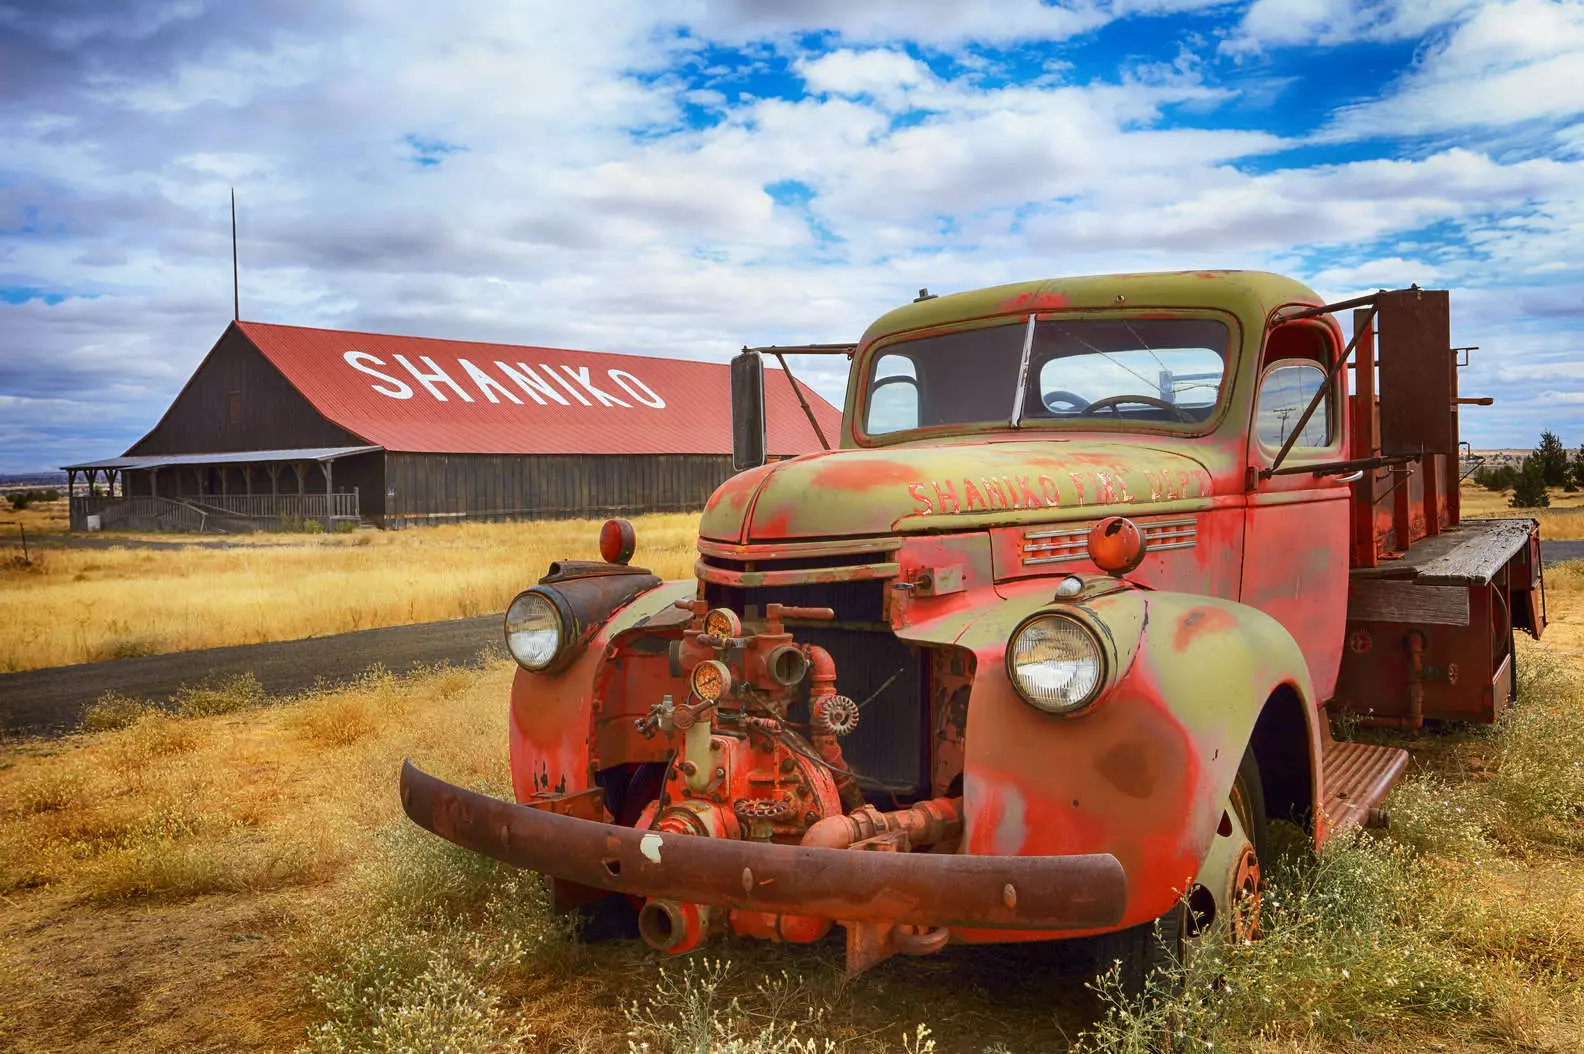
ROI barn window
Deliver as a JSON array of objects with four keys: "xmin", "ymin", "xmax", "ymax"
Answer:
[{"xmin": 227, "ymin": 391, "xmax": 243, "ymax": 425}]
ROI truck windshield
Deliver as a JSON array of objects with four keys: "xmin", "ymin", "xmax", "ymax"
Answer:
[{"xmin": 864, "ymin": 317, "xmax": 1231, "ymax": 436}]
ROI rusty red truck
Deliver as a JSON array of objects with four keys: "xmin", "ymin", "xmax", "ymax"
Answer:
[{"xmin": 401, "ymin": 270, "xmax": 1545, "ymax": 983}]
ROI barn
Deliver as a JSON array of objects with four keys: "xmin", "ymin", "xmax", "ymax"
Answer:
[{"xmin": 65, "ymin": 321, "xmax": 842, "ymax": 531}]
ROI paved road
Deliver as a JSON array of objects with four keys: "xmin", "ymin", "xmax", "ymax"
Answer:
[
  {"xmin": 0, "ymin": 615, "xmax": 501, "ymax": 736},
  {"xmin": 1543, "ymin": 540, "xmax": 1584, "ymax": 565}
]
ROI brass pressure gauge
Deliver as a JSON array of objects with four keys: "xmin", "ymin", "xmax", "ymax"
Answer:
[
  {"xmin": 702, "ymin": 608, "xmax": 742, "ymax": 640},
  {"xmin": 690, "ymin": 659, "xmax": 732, "ymax": 702}
]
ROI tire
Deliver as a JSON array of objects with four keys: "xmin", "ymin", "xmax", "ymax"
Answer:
[{"xmin": 1091, "ymin": 745, "xmax": 1267, "ymax": 997}]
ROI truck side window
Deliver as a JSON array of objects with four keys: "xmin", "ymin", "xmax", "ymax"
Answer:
[
  {"xmin": 867, "ymin": 354, "xmax": 919, "ymax": 434},
  {"xmin": 1256, "ymin": 362, "xmax": 1331, "ymax": 449}
]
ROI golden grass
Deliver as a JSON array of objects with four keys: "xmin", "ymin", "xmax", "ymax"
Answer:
[
  {"xmin": 0, "ymin": 513, "xmax": 700, "ymax": 671},
  {"xmin": 0, "ymin": 661, "xmax": 517, "ymax": 1052},
  {"xmin": 0, "ymin": 626, "xmax": 1580, "ymax": 1051},
  {"xmin": 2, "ymin": 496, "xmax": 70, "ymax": 536}
]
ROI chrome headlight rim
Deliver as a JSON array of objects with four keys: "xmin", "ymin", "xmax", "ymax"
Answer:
[
  {"xmin": 1005, "ymin": 610, "xmax": 1111, "ymax": 717},
  {"xmin": 504, "ymin": 586, "xmax": 575, "ymax": 673}
]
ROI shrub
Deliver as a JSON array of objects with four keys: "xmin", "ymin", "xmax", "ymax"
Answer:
[
  {"xmin": 173, "ymin": 672, "xmax": 267, "ymax": 716},
  {"xmin": 1476, "ymin": 464, "xmax": 1518, "ymax": 492},
  {"xmin": 80, "ymin": 690, "xmax": 159, "ymax": 732},
  {"xmin": 1383, "ymin": 775, "xmax": 1494, "ymax": 859},
  {"xmin": 296, "ymin": 821, "xmax": 572, "ymax": 1053},
  {"xmin": 1077, "ymin": 833, "xmax": 1489, "ymax": 1051},
  {"xmin": 1511, "ymin": 460, "xmax": 1550, "ymax": 508},
  {"xmin": 6, "ymin": 489, "xmax": 60, "ymax": 511},
  {"xmin": 1491, "ymin": 646, "xmax": 1584, "ymax": 844}
]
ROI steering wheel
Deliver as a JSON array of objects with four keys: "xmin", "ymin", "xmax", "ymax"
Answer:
[
  {"xmin": 1041, "ymin": 389, "xmax": 1090, "ymax": 413},
  {"xmin": 1084, "ymin": 393, "xmax": 1194, "ymax": 424}
]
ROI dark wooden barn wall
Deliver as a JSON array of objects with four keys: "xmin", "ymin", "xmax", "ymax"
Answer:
[
  {"xmin": 384, "ymin": 453, "xmax": 733, "ymax": 525},
  {"xmin": 129, "ymin": 326, "xmax": 369, "ymax": 455}
]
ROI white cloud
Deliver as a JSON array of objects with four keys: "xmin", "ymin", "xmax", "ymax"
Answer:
[
  {"xmin": 1224, "ymin": 0, "xmax": 1477, "ymax": 54},
  {"xmin": 3, "ymin": 0, "xmax": 1584, "ymax": 468},
  {"xmin": 795, "ymin": 48, "xmax": 933, "ymax": 109},
  {"xmin": 1324, "ymin": 0, "xmax": 1584, "ymax": 138}
]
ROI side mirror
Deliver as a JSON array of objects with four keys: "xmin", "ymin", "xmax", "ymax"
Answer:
[{"xmin": 730, "ymin": 350, "xmax": 766, "ymax": 471}]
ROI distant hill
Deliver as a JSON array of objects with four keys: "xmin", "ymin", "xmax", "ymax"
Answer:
[{"xmin": 0, "ymin": 472, "xmax": 69, "ymax": 490}]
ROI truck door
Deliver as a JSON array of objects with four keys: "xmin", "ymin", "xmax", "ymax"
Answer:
[{"xmin": 1241, "ymin": 321, "xmax": 1352, "ymax": 701}]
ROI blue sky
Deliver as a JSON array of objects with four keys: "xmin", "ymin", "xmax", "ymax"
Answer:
[{"xmin": 2, "ymin": 0, "xmax": 1582, "ymax": 472}]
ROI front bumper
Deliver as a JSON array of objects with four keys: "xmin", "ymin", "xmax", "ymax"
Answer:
[{"xmin": 400, "ymin": 759, "xmax": 1128, "ymax": 931}]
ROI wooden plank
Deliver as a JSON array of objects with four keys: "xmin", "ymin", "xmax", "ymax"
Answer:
[
  {"xmin": 1348, "ymin": 580, "xmax": 1469, "ymax": 626},
  {"xmin": 1416, "ymin": 518, "xmax": 1536, "ymax": 584}
]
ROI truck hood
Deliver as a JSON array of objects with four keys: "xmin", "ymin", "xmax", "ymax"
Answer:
[{"xmin": 700, "ymin": 439, "xmax": 1216, "ymax": 543}]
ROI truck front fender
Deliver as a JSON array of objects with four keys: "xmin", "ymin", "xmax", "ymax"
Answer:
[
  {"xmin": 508, "ymin": 579, "xmax": 695, "ymax": 802},
  {"xmin": 950, "ymin": 580, "xmax": 1321, "ymax": 933}
]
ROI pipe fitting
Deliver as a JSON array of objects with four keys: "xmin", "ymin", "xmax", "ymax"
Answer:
[
  {"xmin": 638, "ymin": 898, "xmax": 710, "ymax": 954},
  {"xmin": 802, "ymin": 797, "xmax": 964, "ymax": 851},
  {"xmin": 727, "ymin": 909, "xmax": 832, "ymax": 944}
]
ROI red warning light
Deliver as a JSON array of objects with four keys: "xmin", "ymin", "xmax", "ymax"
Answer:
[
  {"xmin": 1087, "ymin": 516, "xmax": 1147, "ymax": 576},
  {"xmin": 600, "ymin": 518, "xmax": 636, "ymax": 565}
]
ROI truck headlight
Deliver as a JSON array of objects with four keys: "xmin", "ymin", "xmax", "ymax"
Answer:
[
  {"xmin": 505, "ymin": 588, "xmax": 570, "ymax": 672},
  {"xmin": 1007, "ymin": 614, "xmax": 1106, "ymax": 715}
]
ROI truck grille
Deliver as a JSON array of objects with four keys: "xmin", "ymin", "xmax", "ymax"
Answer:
[
  {"xmin": 700, "ymin": 571, "xmax": 927, "ymax": 798},
  {"xmin": 1022, "ymin": 517, "xmax": 1197, "ymax": 566}
]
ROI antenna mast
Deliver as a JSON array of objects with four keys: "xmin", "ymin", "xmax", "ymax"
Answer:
[{"xmin": 230, "ymin": 187, "xmax": 239, "ymax": 321}]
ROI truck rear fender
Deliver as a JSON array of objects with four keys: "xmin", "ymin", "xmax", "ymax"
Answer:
[{"xmin": 945, "ymin": 582, "xmax": 1320, "ymax": 928}]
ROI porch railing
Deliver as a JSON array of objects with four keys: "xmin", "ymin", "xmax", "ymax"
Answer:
[{"xmin": 70, "ymin": 491, "xmax": 359, "ymax": 533}]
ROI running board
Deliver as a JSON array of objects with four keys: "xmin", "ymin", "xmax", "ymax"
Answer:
[{"xmin": 1320, "ymin": 739, "xmax": 1410, "ymax": 837}]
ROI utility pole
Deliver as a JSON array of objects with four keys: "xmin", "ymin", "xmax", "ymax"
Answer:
[{"xmin": 231, "ymin": 187, "xmax": 240, "ymax": 321}]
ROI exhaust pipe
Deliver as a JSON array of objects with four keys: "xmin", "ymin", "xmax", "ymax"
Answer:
[{"xmin": 637, "ymin": 898, "xmax": 709, "ymax": 954}]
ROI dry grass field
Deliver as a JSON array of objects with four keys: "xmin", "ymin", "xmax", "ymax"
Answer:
[
  {"xmin": 4, "ymin": 484, "xmax": 1575, "ymax": 674},
  {"xmin": 0, "ymin": 512, "xmax": 700, "ymax": 672},
  {"xmin": 1460, "ymin": 478, "xmax": 1584, "ymax": 538},
  {"xmin": 1, "ymin": 573, "xmax": 1581, "ymax": 1051}
]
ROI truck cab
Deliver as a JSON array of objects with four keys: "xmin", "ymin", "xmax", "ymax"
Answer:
[{"xmin": 402, "ymin": 270, "xmax": 1543, "ymax": 980}]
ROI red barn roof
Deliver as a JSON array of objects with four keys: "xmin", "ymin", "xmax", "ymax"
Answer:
[{"xmin": 227, "ymin": 321, "xmax": 843, "ymax": 457}]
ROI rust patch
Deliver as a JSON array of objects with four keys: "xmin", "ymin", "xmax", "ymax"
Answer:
[
  {"xmin": 1173, "ymin": 606, "xmax": 1237, "ymax": 651},
  {"xmin": 811, "ymin": 458, "xmax": 916, "ymax": 489},
  {"xmin": 1094, "ymin": 740, "xmax": 1155, "ymax": 799},
  {"xmin": 998, "ymin": 290, "xmax": 1070, "ymax": 312}
]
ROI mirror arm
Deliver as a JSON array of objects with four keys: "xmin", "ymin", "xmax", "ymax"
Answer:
[{"xmin": 770, "ymin": 351, "xmax": 830, "ymax": 451}]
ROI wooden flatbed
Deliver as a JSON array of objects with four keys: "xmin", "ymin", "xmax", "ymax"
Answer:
[{"xmin": 1350, "ymin": 517, "xmax": 1538, "ymax": 586}]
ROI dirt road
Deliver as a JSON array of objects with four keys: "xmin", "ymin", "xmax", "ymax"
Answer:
[{"xmin": 0, "ymin": 615, "xmax": 501, "ymax": 735}]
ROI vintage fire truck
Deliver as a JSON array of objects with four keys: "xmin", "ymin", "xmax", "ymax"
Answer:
[{"xmin": 401, "ymin": 270, "xmax": 1545, "ymax": 983}]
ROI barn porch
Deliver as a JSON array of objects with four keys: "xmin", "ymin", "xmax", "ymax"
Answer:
[{"xmin": 63, "ymin": 446, "xmax": 381, "ymax": 533}]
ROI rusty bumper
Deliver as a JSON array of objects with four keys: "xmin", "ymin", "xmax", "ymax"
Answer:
[{"xmin": 400, "ymin": 759, "xmax": 1127, "ymax": 931}]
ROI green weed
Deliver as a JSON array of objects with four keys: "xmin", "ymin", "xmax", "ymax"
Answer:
[
  {"xmin": 173, "ymin": 671, "xmax": 267, "ymax": 716},
  {"xmin": 79, "ymin": 690, "xmax": 158, "ymax": 732}
]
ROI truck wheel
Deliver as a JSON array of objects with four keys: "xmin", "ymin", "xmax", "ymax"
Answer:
[{"xmin": 1091, "ymin": 746, "xmax": 1267, "ymax": 997}]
